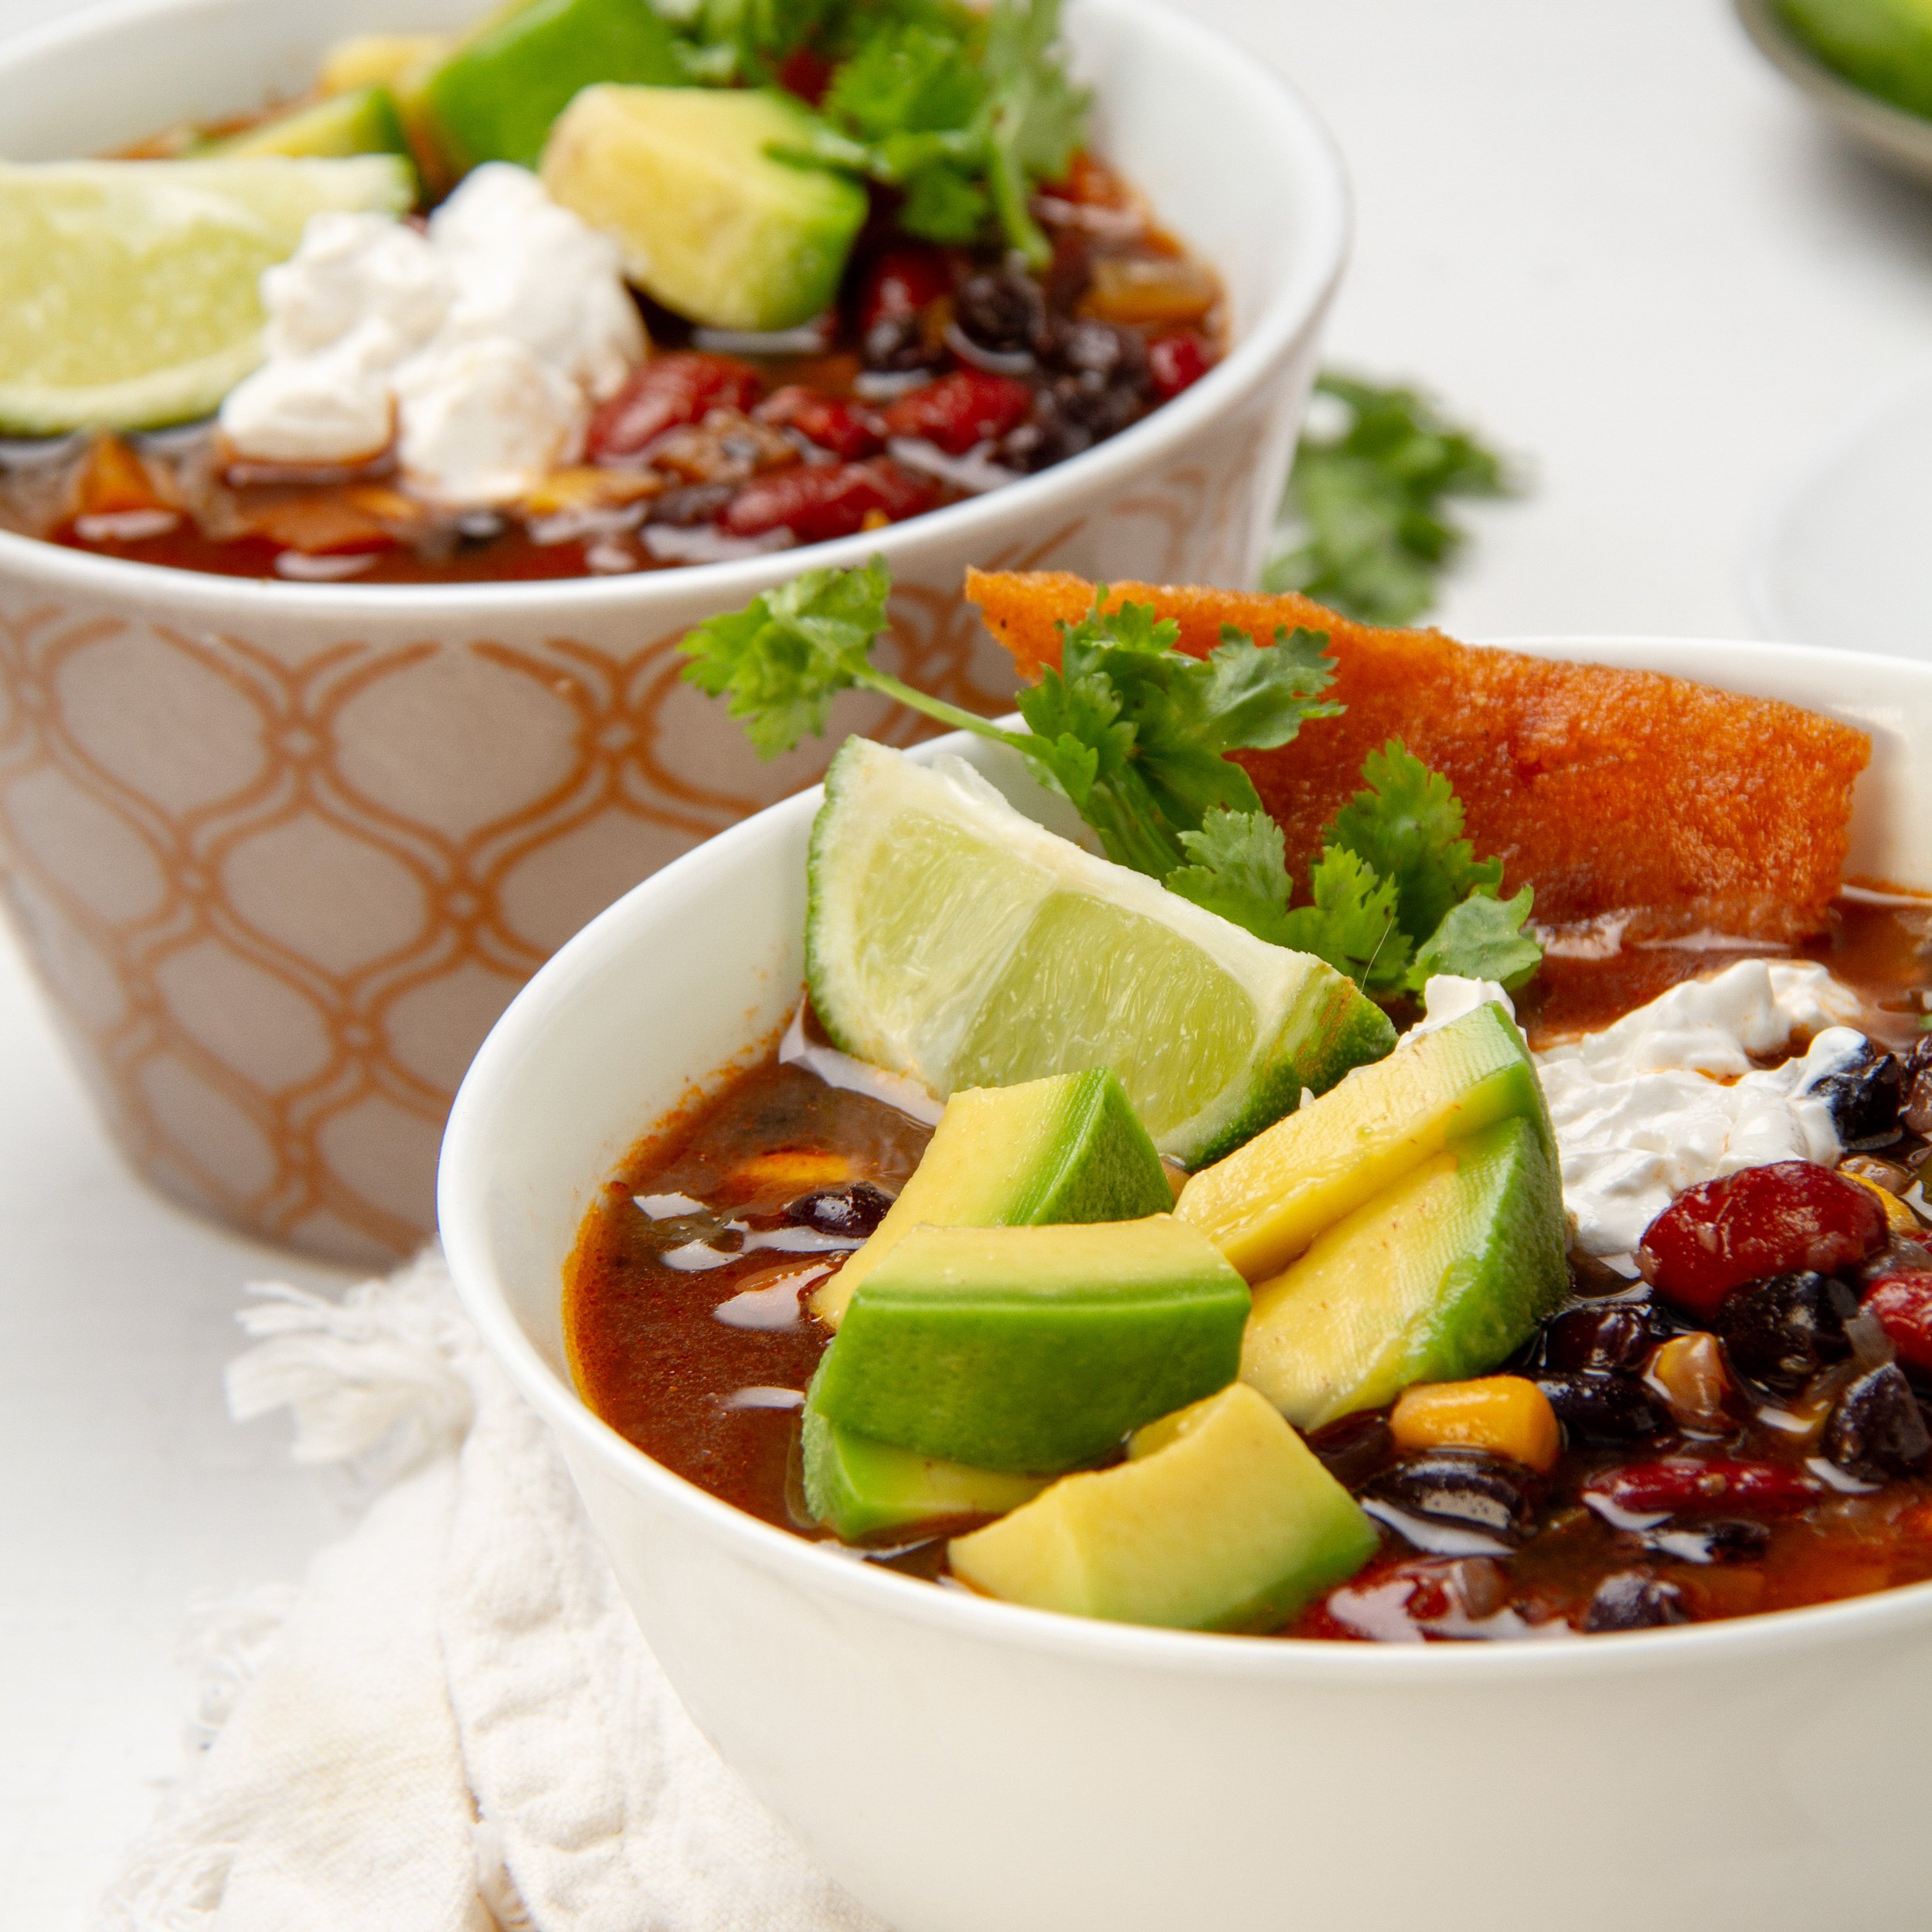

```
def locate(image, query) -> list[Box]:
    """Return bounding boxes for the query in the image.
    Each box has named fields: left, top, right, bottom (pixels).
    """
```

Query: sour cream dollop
left=1532, top=958, right=1867, bottom=1264
left=219, top=164, right=645, bottom=504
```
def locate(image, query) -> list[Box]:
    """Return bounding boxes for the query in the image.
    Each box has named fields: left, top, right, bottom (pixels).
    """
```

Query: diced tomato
left=883, top=369, right=1034, bottom=455
left=1864, top=1272, right=1932, bottom=1373
left=857, top=245, right=954, bottom=333
left=720, top=458, right=937, bottom=545
left=1637, top=1162, right=1888, bottom=1319
left=587, top=353, right=763, bottom=461
left=1147, top=330, right=1213, bottom=400
left=776, top=45, right=833, bottom=106
left=754, top=385, right=884, bottom=460
left=1583, top=1458, right=1821, bottom=1520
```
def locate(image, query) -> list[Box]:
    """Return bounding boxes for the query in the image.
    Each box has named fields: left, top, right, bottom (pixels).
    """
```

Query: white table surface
left=6, top=0, right=1932, bottom=1922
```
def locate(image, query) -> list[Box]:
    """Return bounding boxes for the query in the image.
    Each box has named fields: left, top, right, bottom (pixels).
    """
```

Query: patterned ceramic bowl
left=0, top=0, right=1349, bottom=1264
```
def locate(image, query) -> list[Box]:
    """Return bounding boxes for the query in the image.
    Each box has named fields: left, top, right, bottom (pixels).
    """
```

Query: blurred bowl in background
left=0, top=0, right=1350, bottom=1264
left=1735, top=0, right=1932, bottom=187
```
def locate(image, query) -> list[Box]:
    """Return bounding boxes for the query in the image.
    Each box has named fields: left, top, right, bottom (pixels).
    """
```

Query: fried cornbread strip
left=964, top=570, right=1869, bottom=942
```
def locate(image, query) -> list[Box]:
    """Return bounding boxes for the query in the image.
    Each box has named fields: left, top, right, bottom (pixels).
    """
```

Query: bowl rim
left=0, top=0, right=1351, bottom=620
left=440, top=627, right=1932, bottom=1684
left=1733, top=0, right=1932, bottom=175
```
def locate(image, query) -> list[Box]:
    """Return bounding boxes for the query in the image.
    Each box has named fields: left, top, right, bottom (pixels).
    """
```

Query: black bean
left=1810, top=1041, right=1906, bottom=1151
left=1041, top=316, right=1149, bottom=389
left=1643, top=1517, right=1771, bottom=1566
left=1304, top=1410, right=1393, bottom=1492
left=1716, top=1271, right=1858, bottom=1394
left=1583, top=1571, right=1689, bottom=1633
left=1903, top=1066, right=1932, bottom=1139
left=953, top=268, right=1046, bottom=356
left=650, top=482, right=736, bottom=527
left=782, top=1182, right=895, bottom=1239
left=1361, top=1450, right=1539, bottom=1547
left=1532, top=1369, right=1665, bottom=1444
left=1823, top=1364, right=1932, bottom=1481
left=1539, top=1304, right=1664, bottom=1374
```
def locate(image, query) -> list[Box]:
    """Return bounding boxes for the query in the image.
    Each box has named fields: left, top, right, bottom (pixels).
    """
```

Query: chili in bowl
left=440, top=587, right=1932, bottom=1932
left=0, top=0, right=1346, bottom=1262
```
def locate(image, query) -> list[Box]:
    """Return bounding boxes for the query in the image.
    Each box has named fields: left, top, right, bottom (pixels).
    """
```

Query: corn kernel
left=1388, top=1376, right=1560, bottom=1474
left=726, top=1150, right=852, bottom=1197
left=1644, top=1332, right=1730, bottom=1432
left=1843, top=1171, right=1923, bottom=1238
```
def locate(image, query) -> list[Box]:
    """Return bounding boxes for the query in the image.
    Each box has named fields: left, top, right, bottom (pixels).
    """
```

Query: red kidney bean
left=883, top=369, right=1036, bottom=454
left=858, top=245, right=954, bottom=333
left=1147, top=329, right=1212, bottom=399
left=1583, top=1458, right=1821, bottom=1519
left=719, top=457, right=936, bottom=544
left=1864, top=1271, right=1932, bottom=1373
left=1539, top=1304, right=1665, bottom=1373
left=753, top=386, right=885, bottom=461
left=587, top=353, right=763, bottom=461
left=1637, top=1161, right=1888, bottom=1319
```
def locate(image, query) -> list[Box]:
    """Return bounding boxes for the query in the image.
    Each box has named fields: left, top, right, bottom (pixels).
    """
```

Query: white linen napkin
left=97, top=1251, right=888, bottom=1932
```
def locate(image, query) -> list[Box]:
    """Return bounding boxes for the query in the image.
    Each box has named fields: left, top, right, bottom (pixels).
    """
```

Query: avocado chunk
left=1241, top=1113, right=1567, bottom=1429
left=948, top=1383, right=1378, bottom=1631
left=1178, top=1001, right=1549, bottom=1284
left=422, top=0, right=684, bottom=174
left=215, top=87, right=413, bottom=168
left=801, top=1400, right=1049, bottom=1542
left=811, top=1219, right=1250, bottom=1475
left=813, top=1067, right=1173, bottom=1329
left=541, top=86, right=868, bottom=331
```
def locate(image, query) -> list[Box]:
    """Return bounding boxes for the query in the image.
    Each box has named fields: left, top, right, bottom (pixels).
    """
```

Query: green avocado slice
left=801, top=1400, right=1049, bottom=1543
left=541, top=86, right=868, bottom=332
left=1179, top=1001, right=1550, bottom=1284
left=1240, top=1112, right=1568, bottom=1430
left=422, top=0, right=684, bottom=175
left=814, top=1066, right=1174, bottom=1329
left=947, top=1383, right=1378, bottom=1631
left=811, top=1219, right=1250, bottom=1475
left=213, top=86, right=413, bottom=169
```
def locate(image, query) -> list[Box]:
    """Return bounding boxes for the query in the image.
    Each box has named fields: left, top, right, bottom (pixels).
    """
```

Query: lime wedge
left=0, top=156, right=414, bottom=434
left=805, top=739, right=1398, bottom=1167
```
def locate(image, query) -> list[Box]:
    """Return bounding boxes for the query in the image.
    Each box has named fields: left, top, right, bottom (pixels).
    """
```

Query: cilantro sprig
left=679, top=557, right=1542, bottom=995
left=1264, top=374, right=1515, bottom=625
left=748, top=0, right=1087, bottom=266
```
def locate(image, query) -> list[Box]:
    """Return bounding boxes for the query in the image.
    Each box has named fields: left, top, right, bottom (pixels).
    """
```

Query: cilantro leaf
left=1326, top=738, right=1503, bottom=945
left=1165, top=807, right=1296, bottom=936
left=980, top=0, right=1088, bottom=264
left=1015, top=599, right=1341, bottom=876
left=1264, top=373, right=1515, bottom=625
left=679, top=555, right=894, bottom=757
left=1282, top=845, right=1410, bottom=988
left=1407, top=885, right=1541, bottom=992
left=1166, top=813, right=1406, bottom=985
left=763, top=0, right=1087, bottom=264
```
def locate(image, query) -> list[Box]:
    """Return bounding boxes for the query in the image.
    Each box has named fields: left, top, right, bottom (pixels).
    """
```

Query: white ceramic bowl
left=0, top=0, right=1347, bottom=1262
left=441, top=634, right=1932, bottom=1932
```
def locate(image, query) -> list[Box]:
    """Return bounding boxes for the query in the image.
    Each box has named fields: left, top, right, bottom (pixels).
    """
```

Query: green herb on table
left=1264, top=373, right=1515, bottom=626
left=725, top=0, right=1087, bottom=267
left=679, top=556, right=1541, bottom=993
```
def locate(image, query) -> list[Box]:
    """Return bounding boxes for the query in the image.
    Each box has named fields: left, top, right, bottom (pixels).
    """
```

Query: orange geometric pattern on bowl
left=0, top=427, right=1277, bottom=1266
